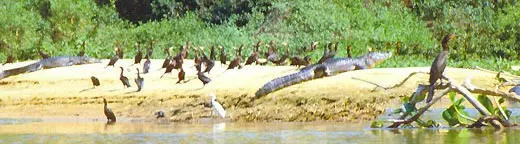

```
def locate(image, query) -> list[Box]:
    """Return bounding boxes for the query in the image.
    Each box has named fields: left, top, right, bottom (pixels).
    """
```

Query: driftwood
left=363, top=69, right=519, bottom=129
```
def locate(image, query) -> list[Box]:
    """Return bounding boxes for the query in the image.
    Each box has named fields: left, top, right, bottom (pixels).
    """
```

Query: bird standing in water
left=119, top=67, right=131, bottom=88
left=135, top=68, right=144, bottom=92
left=134, top=42, right=142, bottom=64
left=91, top=76, right=100, bottom=88
left=103, top=98, right=117, bottom=122
left=210, top=93, right=226, bottom=119
left=427, top=33, right=456, bottom=103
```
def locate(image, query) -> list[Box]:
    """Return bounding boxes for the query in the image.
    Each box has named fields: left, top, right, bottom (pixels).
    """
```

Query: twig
left=463, top=76, right=520, bottom=102
left=387, top=88, right=452, bottom=128
left=351, top=77, right=388, bottom=90
left=475, top=66, right=520, bottom=79
left=385, top=71, right=429, bottom=89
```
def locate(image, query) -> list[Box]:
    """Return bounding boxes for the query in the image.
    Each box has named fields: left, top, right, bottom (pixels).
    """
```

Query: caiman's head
left=364, top=52, right=392, bottom=68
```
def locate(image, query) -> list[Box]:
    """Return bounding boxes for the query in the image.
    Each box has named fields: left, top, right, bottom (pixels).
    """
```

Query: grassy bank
left=1, top=0, right=519, bottom=71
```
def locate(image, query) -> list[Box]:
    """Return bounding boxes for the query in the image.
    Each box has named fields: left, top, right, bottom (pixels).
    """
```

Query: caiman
left=0, top=56, right=101, bottom=79
left=255, top=51, right=392, bottom=98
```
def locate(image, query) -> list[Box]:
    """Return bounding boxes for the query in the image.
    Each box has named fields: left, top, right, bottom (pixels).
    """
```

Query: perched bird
left=176, top=68, right=185, bottom=84
left=78, top=41, right=86, bottom=57
left=209, top=45, right=216, bottom=60
left=3, top=45, right=14, bottom=64
left=116, top=45, right=124, bottom=59
left=346, top=45, right=352, bottom=58
left=4, top=54, right=14, bottom=64
left=317, top=43, right=331, bottom=64
left=427, top=33, right=456, bottom=103
left=143, top=54, right=151, bottom=74
left=144, top=40, right=156, bottom=59
left=38, top=48, right=50, bottom=59
left=161, top=62, right=176, bottom=78
left=134, top=42, right=142, bottom=64
left=273, top=44, right=289, bottom=65
left=200, top=47, right=215, bottom=74
left=155, top=110, right=165, bottom=119
left=227, top=57, right=241, bottom=70
left=194, top=48, right=202, bottom=66
left=106, top=48, right=119, bottom=68
left=91, top=76, right=100, bottom=88
left=227, top=47, right=242, bottom=69
left=210, top=93, right=226, bottom=119
left=245, top=42, right=262, bottom=65
left=219, top=46, right=227, bottom=65
left=119, top=67, right=131, bottom=88
left=135, top=68, right=144, bottom=92
left=197, top=70, right=212, bottom=87
left=161, top=47, right=172, bottom=68
left=245, top=51, right=258, bottom=65
left=290, top=55, right=312, bottom=68
left=103, top=98, right=117, bottom=122
left=307, top=41, right=319, bottom=52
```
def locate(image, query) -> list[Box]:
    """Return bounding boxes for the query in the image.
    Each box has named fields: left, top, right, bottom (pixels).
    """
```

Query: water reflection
left=0, top=119, right=520, bottom=143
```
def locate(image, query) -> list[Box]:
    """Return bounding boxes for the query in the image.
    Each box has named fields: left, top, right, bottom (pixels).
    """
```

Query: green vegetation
left=1, top=0, right=519, bottom=71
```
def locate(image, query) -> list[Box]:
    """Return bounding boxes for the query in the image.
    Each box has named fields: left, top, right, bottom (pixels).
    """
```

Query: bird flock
left=1, top=35, right=464, bottom=123
left=89, top=39, right=354, bottom=122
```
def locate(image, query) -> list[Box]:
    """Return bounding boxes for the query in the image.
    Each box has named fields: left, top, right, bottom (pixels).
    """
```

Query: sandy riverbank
left=0, top=59, right=514, bottom=122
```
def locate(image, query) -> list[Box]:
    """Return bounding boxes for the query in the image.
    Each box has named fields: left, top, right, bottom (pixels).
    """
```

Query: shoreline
left=0, top=59, right=512, bottom=123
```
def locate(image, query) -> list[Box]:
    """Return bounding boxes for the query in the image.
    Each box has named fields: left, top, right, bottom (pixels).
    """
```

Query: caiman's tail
left=255, top=69, right=315, bottom=98
left=0, top=62, right=43, bottom=80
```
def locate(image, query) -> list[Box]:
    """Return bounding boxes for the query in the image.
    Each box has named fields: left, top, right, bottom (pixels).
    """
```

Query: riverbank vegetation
left=1, top=0, right=519, bottom=71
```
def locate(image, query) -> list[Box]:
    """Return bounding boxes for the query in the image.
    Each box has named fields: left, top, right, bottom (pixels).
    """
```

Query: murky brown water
left=1, top=108, right=520, bottom=143
left=1, top=118, right=520, bottom=143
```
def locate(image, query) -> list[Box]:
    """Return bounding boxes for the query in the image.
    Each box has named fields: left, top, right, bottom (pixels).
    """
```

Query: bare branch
left=387, top=88, right=452, bottom=128
left=463, top=76, right=520, bottom=102
left=475, top=66, right=520, bottom=79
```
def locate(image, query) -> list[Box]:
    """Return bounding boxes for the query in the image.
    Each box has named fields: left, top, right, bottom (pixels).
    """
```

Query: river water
left=1, top=108, right=520, bottom=143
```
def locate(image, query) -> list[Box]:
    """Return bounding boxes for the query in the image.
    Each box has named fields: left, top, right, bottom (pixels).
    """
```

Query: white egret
left=210, top=93, right=226, bottom=119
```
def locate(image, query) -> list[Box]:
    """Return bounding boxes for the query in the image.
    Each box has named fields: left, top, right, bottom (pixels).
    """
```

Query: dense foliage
left=1, top=0, right=519, bottom=70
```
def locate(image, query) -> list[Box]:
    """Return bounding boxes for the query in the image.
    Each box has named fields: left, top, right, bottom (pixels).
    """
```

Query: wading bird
left=210, top=93, right=226, bottom=119
left=103, top=98, right=117, bottom=122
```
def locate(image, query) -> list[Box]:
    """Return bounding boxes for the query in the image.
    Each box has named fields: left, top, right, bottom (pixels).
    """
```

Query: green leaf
left=403, top=102, right=417, bottom=115
left=498, top=97, right=505, bottom=104
left=453, top=97, right=465, bottom=106
left=370, top=120, right=384, bottom=128
left=477, top=94, right=494, bottom=113
left=389, top=108, right=403, bottom=116
left=442, top=106, right=459, bottom=126
left=449, top=91, right=456, bottom=103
